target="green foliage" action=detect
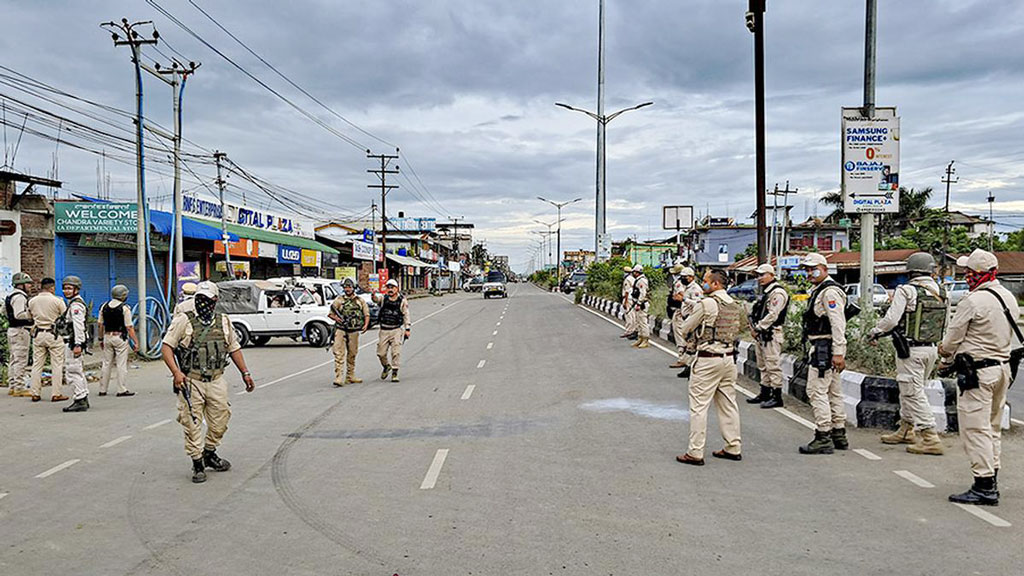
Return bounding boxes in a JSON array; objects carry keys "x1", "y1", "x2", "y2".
[
  {"x1": 529, "y1": 269, "x2": 558, "y2": 289},
  {"x1": 735, "y1": 242, "x2": 758, "y2": 262},
  {"x1": 583, "y1": 256, "x2": 632, "y2": 300},
  {"x1": 877, "y1": 208, "x2": 1007, "y2": 253}
]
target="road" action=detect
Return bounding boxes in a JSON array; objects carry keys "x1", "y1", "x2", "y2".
[{"x1": 1, "y1": 283, "x2": 1022, "y2": 575}]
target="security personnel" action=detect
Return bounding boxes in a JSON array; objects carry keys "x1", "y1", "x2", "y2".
[
  {"x1": 374, "y1": 279, "x2": 410, "y2": 382},
  {"x1": 870, "y1": 252, "x2": 945, "y2": 455},
  {"x1": 798, "y1": 253, "x2": 849, "y2": 455},
  {"x1": 327, "y1": 278, "x2": 369, "y2": 386},
  {"x1": 172, "y1": 282, "x2": 198, "y2": 318},
  {"x1": 161, "y1": 281, "x2": 255, "y2": 484},
  {"x1": 670, "y1": 266, "x2": 704, "y2": 378},
  {"x1": 675, "y1": 269, "x2": 743, "y2": 465},
  {"x1": 59, "y1": 276, "x2": 90, "y2": 412},
  {"x1": 939, "y1": 249, "x2": 1020, "y2": 506},
  {"x1": 748, "y1": 263, "x2": 789, "y2": 409},
  {"x1": 5, "y1": 272, "x2": 34, "y2": 397},
  {"x1": 98, "y1": 284, "x2": 139, "y2": 397},
  {"x1": 28, "y1": 277, "x2": 67, "y2": 403},
  {"x1": 620, "y1": 265, "x2": 637, "y2": 340},
  {"x1": 630, "y1": 264, "x2": 651, "y2": 349}
]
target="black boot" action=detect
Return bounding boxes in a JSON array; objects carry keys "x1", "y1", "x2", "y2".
[
  {"x1": 203, "y1": 448, "x2": 231, "y2": 472},
  {"x1": 799, "y1": 430, "x2": 835, "y2": 455},
  {"x1": 62, "y1": 397, "x2": 89, "y2": 413},
  {"x1": 746, "y1": 385, "x2": 770, "y2": 404},
  {"x1": 830, "y1": 427, "x2": 849, "y2": 450},
  {"x1": 949, "y1": 476, "x2": 999, "y2": 506},
  {"x1": 626, "y1": 332, "x2": 638, "y2": 341},
  {"x1": 676, "y1": 366, "x2": 691, "y2": 379},
  {"x1": 760, "y1": 388, "x2": 783, "y2": 409},
  {"x1": 192, "y1": 459, "x2": 207, "y2": 484}
]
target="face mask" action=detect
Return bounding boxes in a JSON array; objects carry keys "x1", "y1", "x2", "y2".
[
  {"x1": 702, "y1": 282, "x2": 712, "y2": 292},
  {"x1": 811, "y1": 269, "x2": 823, "y2": 279},
  {"x1": 194, "y1": 294, "x2": 217, "y2": 324}
]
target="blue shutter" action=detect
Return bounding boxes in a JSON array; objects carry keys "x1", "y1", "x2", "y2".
[
  {"x1": 113, "y1": 251, "x2": 168, "y2": 309},
  {"x1": 59, "y1": 244, "x2": 113, "y2": 313}
]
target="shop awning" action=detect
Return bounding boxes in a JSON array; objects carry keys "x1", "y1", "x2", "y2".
[
  {"x1": 386, "y1": 252, "x2": 438, "y2": 269},
  {"x1": 223, "y1": 222, "x2": 339, "y2": 254},
  {"x1": 148, "y1": 210, "x2": 239, "y2": 242}
]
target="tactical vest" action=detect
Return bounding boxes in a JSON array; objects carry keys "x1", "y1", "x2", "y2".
[
  {"x1": 179, "y1": 312, "x2": 229, "y2": 381},
  {"x1": 338, "y1": 297, "x2": 365, "y2": 331},
  {"x1": 378, "y1": 295, "x2": 405, "y2": 329},
  {"x1": 102, "y1": 302, "x2": 127, "y2": 333},
  {"x1": 751, "y1": 283, "x2": 790, "y2": 329},
  {"x1": 696, "y1": 294, "x2": 745, "y2": 348},
  {"x1": 803, "y1": 279, "x2": 842, "y2": 338},
  {"x1": 58, "y1": 296, "x2": 87, "y2": 347},
  {"x1": 898, "y1": 284, "x2": 946, "y2": 344},
  {"x1": 4, "y1": 291, "x2": 32, "y2": 328}
]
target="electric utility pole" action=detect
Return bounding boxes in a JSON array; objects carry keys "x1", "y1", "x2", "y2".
[
  {"x1": 941, "y1": 160, "x2": 958, "y2": 278},
  {"x1": 988, "y1": 191, "x2": 995, "y2": 252},
  {"x1": 449, "y1": 216, "x2": 462, "y2": 293},
  {"x1": 858, "y1": 0, "x2": 878, "y2": 309},
  {"x1": 367, "y1": 149, "x2": 399, "y2": 281},
  {"x1": 214, "y1": 151, "x2": 231, "y2": 269},
  {"x1": 746, "y1": 0, "x2": 768, "y2": 264}
]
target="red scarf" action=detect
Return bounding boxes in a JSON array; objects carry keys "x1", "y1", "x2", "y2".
[{"x1": 966, "y1": 268, "x2": 998, "y2": 291}]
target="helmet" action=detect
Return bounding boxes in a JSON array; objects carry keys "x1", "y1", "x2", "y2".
[
  {"x1": 906, "y1": 252, "x2": 936, "y2": 274},
  {"x1": 12, "y1": 272, "x2": 32, "y2": 286},
  {"x1": 111, "y1": 284, "x2": 129, "y2": 300},
  {"x1": 63, "y1": 275, "x2": 82, "y2": 289},
  {"x1": 342, "y1": 278, "x2": 356, "y2": 288}
]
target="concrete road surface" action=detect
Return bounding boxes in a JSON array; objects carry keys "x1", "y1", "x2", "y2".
[{"x1": 1, "y1": 283, "x2": 1022, "y2": 575}]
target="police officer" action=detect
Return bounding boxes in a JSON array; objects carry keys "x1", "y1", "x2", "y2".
[
  {"x1": 327, "y1": 278, "x2": 369, "y2": 386},
  {"x1": 675, "y1": 270, "x2": 743, "y2": 465},
  {"x1": 798, "y1": 253, "x2": 849, "y2": 455},
  {"x1": 27, "y1": 277, "x2": 67, "y2": 403},
  {"x1": 748, "y1": 263, "x2": 789, "y2": 409},
  {"x1": 869, "y1": 252, "x2": 945, "y2": 455},
  {"x1": 630, "y1": 264, "x2": 651, "y2": 349},
  {"x1": 939, "y1": 249, "x2": 1020, "y2": 506},
  {"x1": 374, "y1": 279, "x2": 410, "y2": 382},
  {"x1": 5, "y1": 272, "x2": 34, "y2": 397},
  {"x1": 58, "y1": 276, "x2": 90, "y2": 413},
  {"x1": 161, "y1": 281, "x2": 255, "y2": 484},
  {"x1": 172, "y1": 282, "x2": 198, "y2": 318},
  {"x1": 670, "y1": 266, "x2": 704, "y2": 378},
  {"x1": 98, "y1": 284, "x2": 138, "y2": 397},
  {"x1": 620, "y1": 265, "x2": 637, "y2": 340}
]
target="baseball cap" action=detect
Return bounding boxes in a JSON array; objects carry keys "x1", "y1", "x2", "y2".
[
  {"x1": 622, "y1": 265, "x2": 633, "y2": 272},
  {"x1": 956, "y1": 248, "x2": 998, "y2": 272},
  {"x1": 385, "y1": 279, "x2": 399, "y2": 287},
  {"x1": 669, "y1": 264, "x2": 684, "y2": 274},
  {"x1": 800, "y1": 253, "x2": 828, "y2": 268},
  {"x1": 680, "y1": 267, "x2": 695, "y2": 277},
  {"x1": 755, "y1": 263, "x2": 775, "y2": 275},
  {"x1": 632, "y1": 264, "x2": 643, "y2": 272},
  {"x1": 195, "y1": 281, "x2": 219, "y2": 299},
  {"x1": 181, "y1": 282, "x2": 198, "y2": 295}
]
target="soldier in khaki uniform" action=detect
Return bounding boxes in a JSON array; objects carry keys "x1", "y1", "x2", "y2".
[
  {"x1": 620, "y1": 266, "x2": 637, "y2": 340},
  {"x1": 98, "y1": 284, "x2": 138, "y2": 397},
  {"x1": 172, "y1": 282, "x2": 197, "y2": 318},
  {"x1": 939, "y1": 249, "x2": 1021, "y2": 506},
  {"x1": 161, "y1": 281, "x2": 255, "y2": 484},
  {"x1": 870, "y1": 252, "x2": 945, "y2": 455},
  {"x1": 630, "y1": 264, "x2": 651, "y2": 349},
  {"x1": 60, "y1": 276, "x2": 90, "y2": 413},
  {"x1": 328, "y1": 278, "x2": 370, "y2": 386},
  {"x1": 747, "y1": 263, "x2": 789, "y2": 409},
  {"x1": 670, "y1": 266, "x2": 704, "y2": 378},
  {"x1": 5, "y1": 272, "x2": 34, "y2": 397},
  {"x1": 28, "y1": 277, "x2": 68, "y2": 403},
  {"x1": 798, "y1": 253, "x2": 850, "y2": 455},
  {"x1": 374, "y1": 279, "x2": 410, "y2": 382},
  {"x1": 675, "y1": 270, "x2": 743, "y2": 466}
]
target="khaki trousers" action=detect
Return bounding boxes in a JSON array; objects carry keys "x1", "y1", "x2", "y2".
[
  {"x1": 377, "y1": 328, "x2": 404, "y2": 370},
  {"x1": 65, "y1": 346, "x2": 88, "y2": 401},
  {"x1": 807, "y1": 364, "x2": 845, "y2": 432},
  {"x1": 687, "y1": 355, "x2": 742, "y2": 459},
  {"x1": 624, "y1": 301, "x2": 636, "y2": 333},
  {"x1": 755, "y1": 330, "x2": 784, "y2": 389},
  {"x1": 30, "y1": 331, "x2": 64, "y2": 398},
  {"x1": 177, "y1": 375, "x2": 231, "y2": 460},
  {"x1": 333, "y1": 329, "x2": 360, "y2": 383},
  {"x1": 958, "y1": 364, "x2": 1010, "y2": 478},
  {"x1": 636, "y1": 305, "x2": 650, "y2": 338},
  {"x1": 99, "y1": 334, "x2": 130, "y2": 394},
  {"x1": 6, "y1": 327, "x2": 31, "y2": 390},
  {"x1": 896, "y1": 346, "x2": 938, "y2": 430},
  {"x1": 672, "y1": 310, "x2": 693, "y2": 362}
]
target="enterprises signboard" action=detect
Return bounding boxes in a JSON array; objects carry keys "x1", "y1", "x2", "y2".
[{"x1": 55, "y1": 202, "x2": 137, "y2": 234}]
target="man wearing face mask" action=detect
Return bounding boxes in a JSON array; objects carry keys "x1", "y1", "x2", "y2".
[
  {"x1": 748, "y1": 264, "x2": 789, "y2": 408},
  {"x1": 630, "y1": 264, "x2": 651, "y2": 349},
  {"x1": 670, "y1": 266, "x2": 704, "y2": 377},
  {"x1": 620, "y1": 265, "x2": 638, "y2": 340},
  {"x1": 374, "y1": 279, "x2": 410, "y2": 382},
  {"x1": 60, "y1": 276, "x2": 90, "y2": 413},
  {"x1": 161, "y1": 281, "x2": 255, "y2": 484},
  {"x1": 328, "y1": 278, "x2": 370, "y2": 386},
  {"x1": 939, "y1": 249, "x2": 1021, "y2": 506}
]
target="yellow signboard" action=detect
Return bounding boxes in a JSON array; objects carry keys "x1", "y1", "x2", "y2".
[
  {"x1": 334, "y1": 266, "x2": 357, "y2": 281},
  {"x1": 300, "y1": 249, "x2": 321, "y2": 268}
]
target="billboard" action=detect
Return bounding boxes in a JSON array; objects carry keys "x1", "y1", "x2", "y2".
[
  {"x1": 842, "y1": 107, "x2": 900, "y2": 214},
  {"x1": 277, "y1": 245, "x2": 301, "y2": 264},
  {"x1": 55, "y1": 202, "x2": 137, "y2": 234}
]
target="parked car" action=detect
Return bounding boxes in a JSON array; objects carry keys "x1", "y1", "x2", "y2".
[
  {"x1": 465, "y1": 276, "x2": 485, "y2": 292},
  {"x1": 727, "y1": 279, "x2": 758, "y2": 302},
  {"x1": 561, "y1": 271, "x2": 588, "y2": 293},
  {"x1": 268, "y1": 276, "x2": 379, "y2": 326},
  {"x1": 843, "y1": 283, "x2": 890, "y2": 308},
  {"x1": 943, "y1": 281, "x2": 970, "y2": 306},
  {"x1": 216, "y1": 280, "x2": 334, "y2": 348},
  {"x1": 483, "y1": 271, "x2": 508, "y2": 299}
]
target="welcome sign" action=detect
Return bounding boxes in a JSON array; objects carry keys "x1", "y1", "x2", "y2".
[{"x1": 55, "y1": 202, "x2": 138, "y2": 234}]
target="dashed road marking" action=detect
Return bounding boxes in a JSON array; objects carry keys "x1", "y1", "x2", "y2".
[
  {"x1": 100, "y1": 435, "x2": 132, "y2": 449},
  {"x1": 143, "y1": 419, "x2": 172, "y2": 430},
  {"x1": 36, "y1": 459, "x2": 81, "y2": 479},
  {"x1": 487, "y1": 342, "x2": 493, "y2": 350},
  {"x1": 0, "y1": 492, "x2": 8, "y2": 500},
  {"x1": 477, "y1": 360, "x2": 486, "y2": 369},
  {"x1": 420, "y1": 449, "x2": 449, "y2": 490},
  {"x1": 952, "y1": 503, "x2": 1012, "y2": 528},
  {"x1": 461, "y1": 385, "x2": 475, "y2": 400},
  {"x1": 893, "y1": 470, "x2": 935, "y2": 488},
  {"x1": 853, "y1": 448, "x2": 882, "y2": 461},
  {"x1": 773, "y1": 408, "x2": 816, "y2": 430},
  {"x1": 492, "y1": 330, "x2": 498, "y2": 336},
  {"x1": 496, "y1": 322, "x2": 501, "y2": 326}
]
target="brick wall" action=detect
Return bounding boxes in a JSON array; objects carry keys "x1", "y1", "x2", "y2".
[{"x1": 20, "y1": 210, "x2": 53, "y2": 282}]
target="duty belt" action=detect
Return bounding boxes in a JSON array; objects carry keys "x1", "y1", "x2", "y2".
[
  {"x1": 697, "y1": 350, "x2": 731, "y2": 358},
  {"x1": 972, "y1": 358, "x2": 1007, "y2": 369}
]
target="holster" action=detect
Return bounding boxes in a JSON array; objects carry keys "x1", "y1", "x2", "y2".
[
  {"x1": 941, "y1": 353, "x2": 980, "y2": 395},
  {"x1": 891, "y1": 330, "x2": 911, "y2": 360},
  {"x1": 811, "y1": 339, "x2": 833, "y2": 378}
]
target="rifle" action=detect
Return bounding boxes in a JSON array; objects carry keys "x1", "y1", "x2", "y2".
[
  {"x1": 870, "y1": 328, "x2": 910, "y2": 359},
  {"x1": 171, "y1": 347, "x2": 198, "y2": 424}
]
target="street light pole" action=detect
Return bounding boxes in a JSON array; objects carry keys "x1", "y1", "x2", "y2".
[
  {"x1": 745, "y1": 0, "x2": 768, "y2": 264},
  {"x1": 538, "y1": 196, "x2": 582, "y2": 290}
]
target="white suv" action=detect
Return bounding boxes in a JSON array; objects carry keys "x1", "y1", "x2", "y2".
[
  {"x1": 216, "y1": 280, "x2": 334, "y2": 347},
  {"x1": 843, "y1": 283, "x2": 890, "y2": 308},
  {"x1": 268, "y1": 276, "x2": 379, "y2": 326}
]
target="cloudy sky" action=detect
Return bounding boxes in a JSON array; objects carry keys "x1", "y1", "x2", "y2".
[{"x1": 2, "y1": 0, "x2": 1022, "y2": 270}]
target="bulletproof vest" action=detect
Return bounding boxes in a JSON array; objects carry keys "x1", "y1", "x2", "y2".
[
  {"x1": 696, "y1": 294, "x2": 745, "y2": 348},
  {"x1": 58, "y1": 296, "x2": 87, "y2": 346},
  {"x1": 339, "y1": 297, "x2": 365, "y2": 331},
  {"x1": 4, "y1": 291, "x2": 32, "y2": 328},
  {"x1": 101, "y1": 302, "x2": 127, "y2": 333},
  {"x1": 803, "y1": 279, "x2": 841, "y2": 337},
  {"x1": 751, "y1": 284, "x2": 789, "y2": 329},
  {"x1": 180, "y1": 312, "x2": 229, "y2": 381},
  {"x1": 378, "y1": 295, "x2": 405, "y2": 329},
  {"x1": 898, "y1": 284, "x2": 946, "y2": 344},
  {"x1": 631, "y1": 276, "x2": 645, "y2": 300}
]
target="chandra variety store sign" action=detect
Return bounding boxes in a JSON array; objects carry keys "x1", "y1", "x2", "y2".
[
  {"x1": 55, "y1": 202, "x2": 138, "y2": 234},
  {"x1": 182, "y1": 196, "x2": 315, "y2": 239}
]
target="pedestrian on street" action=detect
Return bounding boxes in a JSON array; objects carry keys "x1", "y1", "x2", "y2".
[
  {"x1": 669, "y1": 266, "x2": 703, "y2": 378},
  {"x1": 630, "y1": 264, "x2": 651, "y2": 349},
  {"x1": 172, "y1": 282, "x2": 197, "y2": 318},
  {"x1": 27, "y1": 277, "x2": 67, "y2": 403},
  {"x1": 60, "y1": 276, "x2": 90, "y2": 413},
  {"x1": 374, "y1": 279, "x2": 410, "y2": 383},
  {"x1": 97, "y1": 284, "x2": 138, "y2": 398},
  {"x1": 939, "y1": 249, "x2": 1021, "y2": 506},
  {"x1": 747, "y1": 263, "x2": 789, "y2": 409},
  {"x1": 5, "y1": 272, "x2": 35, "y2": 397},
  {"x1": 328, "y1": 278, "x2": 370, "y2": 386},
  {"x1": 675, "y1": 270, "x2": 744, "y2": 466},
  {"x1": 869, "y1": 252, "x2": 945, "y2": 455},
  {"x1": 160, "y1": 281, "x2": 255, "y2": 484},
  {"x1": 798, "y1": 253, "x2": 850, "y2": 455},
  {"x1": 620, "y1": 265, "x2": 637, "y2": 340}
]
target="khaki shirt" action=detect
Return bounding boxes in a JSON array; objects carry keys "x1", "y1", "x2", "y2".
[
  {"x1": 27, "y1": 291, "x2": 67, "y2": 329},
  {"x1": 8, "y1": 289, "x2": 32, "y2": 325},
  {"x1": 809, "y1": 278, "x2": 848, "y2": 356},
  {"x1": 633, "y1": 275, "x2": 649, "y2": 305},
  {"x1": 99, "y1": 299, "x2": 134, "y2": 332},
  {"x1": 374, "y1": 293, "x2": 411, "y2": 330},
  {"x1": 680, "y1": 289, "x2": 735, "y2": 354},
  {"x1": 162, "y1": 313, "x2": 241, "y2": 355},
  {"x1": 874, "y1": 276, "x2": 942, "y2": 336},
  {"x1": 330, "y1": 294, "x2": 370, "y2": 328},
  {"x1": 940, "y1": 280, "x2": 1021, "y2": 362},
  {"x1": 754, "y1": 282, "x2": 789, "y2": 332},
  {"x1": 622, "y1": 274, "x2": 635, "y2": 301},
  {"x1": 173, "y1": 297, "x2": 195, "y2": 318},
  {"x1": 67, "y1": 298, "x2": 87, "y2": 345}
]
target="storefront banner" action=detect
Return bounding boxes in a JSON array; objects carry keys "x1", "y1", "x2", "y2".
[
  {"x1": 300, "y1": 249, "x2": 321, "y2": 268},
  {"x1": 334, "y1": 266, "x2": 357, "y2": 282},
  {"x1": 214, "y1": 238, "x2": 259, "y2": 258},
  {"x1": 182, "y1": 195, "x2": 316, "y2": 238},
  {"x1": 258, "y1": 241, "x2": 278, "y2": 259},
  {"x1": 56, "y1": 202, "x2": 137, "y2": 234},
  {"x1": 277, "y1": 245, "x2": 301, "y2": 264},
  {"x1": 352, "y1": 240, "x2": 376, "y2": 261}
]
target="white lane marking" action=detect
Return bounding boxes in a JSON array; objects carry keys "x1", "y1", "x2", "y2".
[
  {"x1": 492, "y1": 330, "x2": 498, "y2": 336},
  {"x1": 477, "y1": 360, "x2": 486, "y2": 369},
  {"x1": 100, "y1": 435, "x2": 132, "y2": 449},
  {"x1": 773, "y1": 408, "x2": 816, "y2": 430},
  {"x1": 0, "y1": 492, "x2": 8, "y2": 500},
  {"x1": 487, "y1": 342, "x2": 494, "y2": 350},
  {"x1": 952, "y1": 503, "x2": 1012, "y2": 528},
  {"x1": 36, "y1": 459, "x2": 81, "y2": 479},
  {"x1": 1011, "y1": 418, "x2": 1024, "y2": 427},
  {"x1": 461, "y1": 385, "x2": 475, "y2": 400},
  {"x1": 853, "y1": 448, "x2": 882, "y2": 461},
  {"x1": 893, "y1": 470, "x2": 935, "y2": 488},
  {"x1": 419, "y1": 449, "x2": 450, "y2": 490},
  {"x1": 496, "y1": 322, "x2": 501, "y2": 326},
  {"x1": 144, "y1": 419, "x2": 173, "y2": 430}
]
